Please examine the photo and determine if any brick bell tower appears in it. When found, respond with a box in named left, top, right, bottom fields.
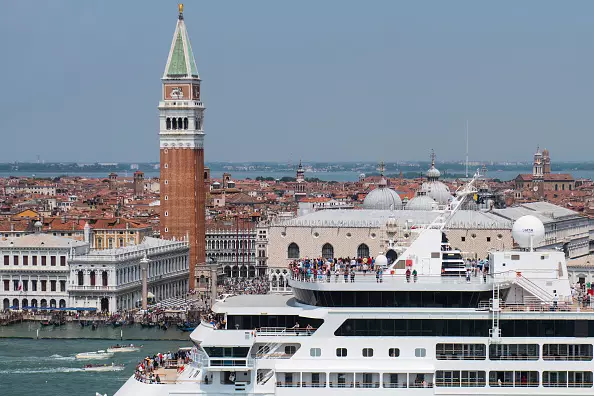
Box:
left=159, top=4, right=205, bottom=289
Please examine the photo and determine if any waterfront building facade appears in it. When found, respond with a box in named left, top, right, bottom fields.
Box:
left=68, top=237, right=189, bottom=312
left=0, top=234, right=88, bottom=311
left=159, top=5, right=206, bottom=289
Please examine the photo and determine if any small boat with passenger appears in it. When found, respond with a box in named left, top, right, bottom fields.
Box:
left=107, top=344, right=141, bottom=353
left=76, top=350, right=114, bottom=360
left=83, top=363, right=125, bottom=372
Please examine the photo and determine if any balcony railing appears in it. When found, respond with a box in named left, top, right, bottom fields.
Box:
left=69, top=285, right=116, bottom=291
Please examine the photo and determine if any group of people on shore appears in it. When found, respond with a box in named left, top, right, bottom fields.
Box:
left=220, top=276, right=270, bottom=295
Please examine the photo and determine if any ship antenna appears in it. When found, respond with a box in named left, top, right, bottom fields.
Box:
left=465, top=120, right=469, bottom=178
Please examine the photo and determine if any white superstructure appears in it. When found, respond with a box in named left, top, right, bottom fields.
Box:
left=114, top=207, right=594, bottom=395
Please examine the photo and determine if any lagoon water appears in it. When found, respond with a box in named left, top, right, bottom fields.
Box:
left=0, top=323, right=191, bottom=396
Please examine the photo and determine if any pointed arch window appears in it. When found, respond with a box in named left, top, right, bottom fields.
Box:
left=172, top=118, right=177, bottom=130
left=357, top=243, right=370, bottom=258
left=288, top=243, right=300, bottom=259
left=322, top=243, right=334, bottom=260
left=166, top=118, right=172, bottom=130
left=183, top=117, right=189, bottom=130
left=178, top=118, right=183, bottom=130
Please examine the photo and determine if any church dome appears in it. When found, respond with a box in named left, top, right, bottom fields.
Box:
left=405, top=194, right=437, bottom=211
left=426, top=166, right=441, bottom=179
left=363, top=187, right=402, bottom=210
left=419, top=181, right=453, bottom=206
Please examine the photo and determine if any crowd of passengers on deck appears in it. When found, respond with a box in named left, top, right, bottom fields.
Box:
left=134, top=349, right=192, bottom=384
left=290, top=257, right=388, bottom=283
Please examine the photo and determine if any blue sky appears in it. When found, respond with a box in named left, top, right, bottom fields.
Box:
left=1, top=1, right=593, bottom=163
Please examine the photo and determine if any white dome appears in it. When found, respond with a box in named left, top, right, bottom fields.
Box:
left=363, top=187, right=402, bottom=210
left=512, top=215, right=545, bottom=248
left=419, top=181, right=452, bottom=205
left=406, top=194, right=437, bottom=211
left=426, top=166, right=441, bottom=179
left=375, top=254, right=388, bottom=267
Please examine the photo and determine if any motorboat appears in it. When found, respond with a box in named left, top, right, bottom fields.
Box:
left=83, top=363, right=125, bottom=372
left=76, top=350, right=114, bottom=360
left=107, top=344, right=141, bottom=353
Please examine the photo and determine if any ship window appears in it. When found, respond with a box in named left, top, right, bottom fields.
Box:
left=285, top=346, right=296, bottom=355
left=543, top=344, right=593, bottom=361
left=415, top=348, right=426, bottom=357
left=310, top=348, right=321, bottom=357
left=388, top=348, right=400, bottom=357
left=461, top=371, right=486, bottom=387
left=511, top=254, right=520, bottom=260
left=568, top=371, right=593, bottom=388
left=436, top=343, right=486, bottom=360
left=486, top=237, right=491, bottom=242
left=461, top=236, right=466, bottom=242
left=362, top=348, right=373, bottom=357
left=436, top=370, right=461, bottom=387
left=336, top=348, right=347, bottom=357
left=489, top=344, right=539, bottom=360
left=543, top=371, right=567, bottom=387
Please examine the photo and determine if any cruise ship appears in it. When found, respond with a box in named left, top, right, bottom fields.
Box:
left=114, top=176, right=594, bottom=395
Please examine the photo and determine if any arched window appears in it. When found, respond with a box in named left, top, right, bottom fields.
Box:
left=555, top=184, right=558, bottom=191
left=166, top=118, right=171, bottom=130
left=102, top=271, right=108, bottom=287
left=49, top=299, right=56, bottom=308
left=90, top=271, right=96, bottom=286
left=287, top=243, right=300, bottom=259
left=172, top=118, right=177, bottom=130
left=59, top=299, right=66, bottom=308
left=178, top=117, right=183, bottom=129
left=322, top=243, right=334, bottom=260
left=357, top=243, right=370, bottom=258
left=240, top=266, right=248, bottom=278
left=12, top=298, right=19, bottom=310
left=183, top=117, right=188, bottom=129
left=77, top=270, right=84, bottom=286
left=40, top=299, right=47, bottom=308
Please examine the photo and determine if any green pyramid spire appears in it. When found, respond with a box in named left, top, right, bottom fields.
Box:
left=163, top=8, right=200, bottom=79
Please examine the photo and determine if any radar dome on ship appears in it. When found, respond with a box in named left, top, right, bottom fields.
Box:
left=375, top=254, right=388, bottom=267
left=512, top=215, right=545, bottom=249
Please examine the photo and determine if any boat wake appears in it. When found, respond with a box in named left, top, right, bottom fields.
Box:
left=50, top=354, right=76, bottom=361
left=0, top=367, right=84, bottom=374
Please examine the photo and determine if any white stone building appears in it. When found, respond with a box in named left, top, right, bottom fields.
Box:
left=0, top=234, right=88, bottom=311
left=69, top=237, right=189, bottom=312
left=205, top=224, right=261, bottom=280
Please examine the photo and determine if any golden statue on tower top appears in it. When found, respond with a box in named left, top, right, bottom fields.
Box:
left=179, top=3, right=184, bottom=13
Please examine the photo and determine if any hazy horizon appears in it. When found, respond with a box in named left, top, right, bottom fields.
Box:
left=2, top=1, right=593, bottom=163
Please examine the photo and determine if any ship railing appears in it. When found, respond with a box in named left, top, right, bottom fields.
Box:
left=477, top=300, right=589, bottom=313
left=290, top=273, right=495, bottom=285
left=407, top=382, right=434, bottom=388
left=542, top=355, right=593, bottom=361
left=436, top=354, right=486, bottom=360
left=256, top=327, right=315, bottom=336
left=276, top=382, right=301, bottom=388
left=383, top=382, right=408, bottom=388
left=328, top=382, right=355, bottom=388
left=488, top=381, right=538, bottom=387
left=301, top=382, right=326, bottom=388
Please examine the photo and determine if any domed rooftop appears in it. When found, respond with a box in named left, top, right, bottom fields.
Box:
left=363, top=187, right=402, bottom=210
left=426, top=166, right=441, bottom=179
left=405, top=194, right=437, bottom=211
left=417, top=149, right=453, bottom=205
left=419, top=181, right=452, bottom=206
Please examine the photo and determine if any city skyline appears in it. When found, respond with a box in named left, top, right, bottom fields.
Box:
left=2, top=1, right=594, bottom=162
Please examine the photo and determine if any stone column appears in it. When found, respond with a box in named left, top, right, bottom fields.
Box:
left=208, top=261, right=218, bottom=308
left=140, top=254, right=150, bottom=310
